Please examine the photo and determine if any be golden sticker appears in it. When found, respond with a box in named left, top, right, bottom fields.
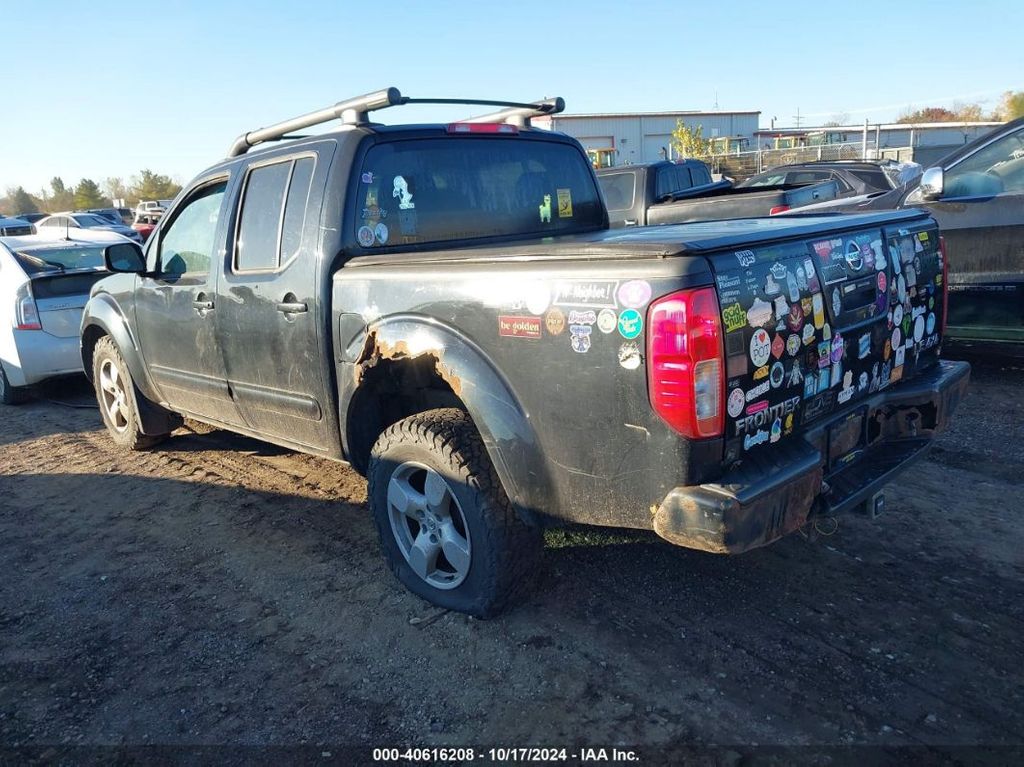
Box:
left=498, top=315, right=542, bottom=339
left=557, top=188, right=573, bottom=218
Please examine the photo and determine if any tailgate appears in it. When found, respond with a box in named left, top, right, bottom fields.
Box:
left=713, top=221, right=944, bottom=463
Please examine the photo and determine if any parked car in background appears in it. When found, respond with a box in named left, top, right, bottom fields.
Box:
left=87, top=207, right=133, bottom=226
left=782, top=117, right=1024, bottom=348
left=738, top=159, right=922, bottom=197
left=15, top=213, right=49, bottom=225
left=0, top=233, right=113, bottom=403
left=132, top=214, right=159, bottom=242
left=597, top=160, right=839, bottom=227
left=134, top=200, right=175, bottom=219
left=35, top=212, right=143, bottom=244
left=0, top=215, right=34, bottom=237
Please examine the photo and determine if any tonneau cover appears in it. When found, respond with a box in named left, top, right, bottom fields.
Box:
left=344, top=210, right=933, bottom=266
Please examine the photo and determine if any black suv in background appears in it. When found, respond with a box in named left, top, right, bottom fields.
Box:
left=739, top=160, right=914, bottom=196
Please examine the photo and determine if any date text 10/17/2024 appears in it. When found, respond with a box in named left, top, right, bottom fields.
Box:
left=372, top=746, right=640, bottom=762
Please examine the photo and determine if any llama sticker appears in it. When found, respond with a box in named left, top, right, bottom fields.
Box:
left=539, top=194, right=552, bottom=223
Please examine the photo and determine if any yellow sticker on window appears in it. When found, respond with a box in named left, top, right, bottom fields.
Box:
left=557, top=188, right=573, bottom=218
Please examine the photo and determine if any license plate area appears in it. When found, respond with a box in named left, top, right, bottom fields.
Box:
left=827, top=406, right=868, bottom=473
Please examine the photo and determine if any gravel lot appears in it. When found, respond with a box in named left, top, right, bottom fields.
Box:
left=1, top=352, right=1022, bottom=755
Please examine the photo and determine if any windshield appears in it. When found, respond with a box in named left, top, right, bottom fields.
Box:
left=353, top=137, right=604, bottom=249
left=73, top=214, right=114, bottom=227
left=15, top=244, right=106, bottom=273
left=739, top=172, right=787, bottom=188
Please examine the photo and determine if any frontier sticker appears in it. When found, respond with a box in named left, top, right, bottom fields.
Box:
left=498, top=315, right=542, bottom=339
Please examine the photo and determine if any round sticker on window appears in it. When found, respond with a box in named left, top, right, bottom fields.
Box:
left=374, top=222, right=389, bottom=245
left=750, top=328, right=771, bottom=367
left=357, top=226, right=375, bottom=247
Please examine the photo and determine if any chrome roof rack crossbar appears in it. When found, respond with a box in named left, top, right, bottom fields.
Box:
left=227, top=87, right=405, bottom=157
left=460, top=97, right=565, bottom=127
left=226, top=90, right=566, bottom=157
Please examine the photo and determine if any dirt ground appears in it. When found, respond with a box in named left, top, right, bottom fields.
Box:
left=1, top=352, right=1023, bottom=755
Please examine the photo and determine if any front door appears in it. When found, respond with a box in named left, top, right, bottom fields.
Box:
left=216, top=150, right=334, bottom=451
left=914, top=123, right=1024, bottom=342
left=134, top=177, right=243, bottom=424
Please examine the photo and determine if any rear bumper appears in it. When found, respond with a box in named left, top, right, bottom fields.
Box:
left=6, top=330, right=83, bottom=386
left=652, top=360, right=971, bottom=554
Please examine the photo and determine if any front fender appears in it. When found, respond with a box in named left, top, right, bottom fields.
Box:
left=80, top=290, right=159, bottom=404
left=339, top=316, right=555, bottom=524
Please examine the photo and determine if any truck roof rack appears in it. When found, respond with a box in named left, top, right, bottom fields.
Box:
left=226, top=88, right=565, bottom=157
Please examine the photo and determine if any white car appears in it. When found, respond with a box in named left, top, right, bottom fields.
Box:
left=0, top=233, right=116, bottom=403
left=35, top=212, right=144, bottom=244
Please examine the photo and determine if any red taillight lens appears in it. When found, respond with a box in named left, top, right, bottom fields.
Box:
left=647, top=287, right=725, bottom=439
left=14, top=283, right=41, bottom=331
left=939, top=235, right=949, bottom=336
left=769, top=204, right=790, bottom=215
left=446, top=122, right=519, bottom=135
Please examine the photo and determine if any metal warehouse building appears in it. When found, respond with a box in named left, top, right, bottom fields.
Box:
left=534, top=110, right=761, bottom=168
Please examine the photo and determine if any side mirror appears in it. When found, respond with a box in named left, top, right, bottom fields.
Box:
left=104, top=242, right=146, bottom=273
left=919, top=167, right=944, bottom=201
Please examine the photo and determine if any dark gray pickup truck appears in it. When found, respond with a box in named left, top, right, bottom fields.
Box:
left=597, top=160, right=839, bottom=228
left=80, top=89, right=969, bottom=617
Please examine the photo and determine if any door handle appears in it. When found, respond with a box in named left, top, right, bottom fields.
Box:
left=193, top=293, right=214, bottom=312
left=277, top=301, right=308, bottom=314
left=624, top=219, right=638, bottom=226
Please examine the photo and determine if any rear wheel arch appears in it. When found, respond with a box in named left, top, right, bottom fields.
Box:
left=342, top=321, right=554, bottom=527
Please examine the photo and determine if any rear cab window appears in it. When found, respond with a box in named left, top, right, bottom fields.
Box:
left=351, top=136, right=604, bottom=250
left=597, top=171, right=636, bottom=211
left=234, top=155, right=316, bottom=272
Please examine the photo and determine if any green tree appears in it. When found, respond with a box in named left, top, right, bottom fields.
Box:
left=129, top=169, right=182, bottom=204
left=74, top=178, right=108, bottom=209
left=995, top=90, right=1024, bottom=121
left=670, top=120, right=712, bottom=160
left=7, top=187, right=39, bottom=215
left=50, top=177, right=75, bottom=211
left=103, top=176, right=130, bottom=205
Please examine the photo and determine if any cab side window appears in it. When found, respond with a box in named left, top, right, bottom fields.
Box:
left=945, top=126, right=1024, bottom=197
left=234, top=156, right=316, bottom=273
left=159, top=180, right=228, bottom=277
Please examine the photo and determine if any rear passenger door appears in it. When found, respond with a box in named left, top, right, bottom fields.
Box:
left=217, top=149, right=333, bottom=451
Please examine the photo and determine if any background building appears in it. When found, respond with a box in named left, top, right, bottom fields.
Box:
left=533, top=110, right=761, bottom=168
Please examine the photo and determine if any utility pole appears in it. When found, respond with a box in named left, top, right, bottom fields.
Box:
left=792, top=108, right=803, bottom=129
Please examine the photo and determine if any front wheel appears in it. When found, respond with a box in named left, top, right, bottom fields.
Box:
left=92, top=336, right=167, bottom=451
left=367, top=408, right=542, bottom=618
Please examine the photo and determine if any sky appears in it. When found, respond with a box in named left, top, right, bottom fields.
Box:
left=2, top=0, right=1022, bottom=196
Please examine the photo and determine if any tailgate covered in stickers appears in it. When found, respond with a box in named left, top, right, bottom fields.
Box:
left=715, top=220, right=944, bottom=463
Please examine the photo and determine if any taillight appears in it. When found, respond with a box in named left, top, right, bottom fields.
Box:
left=647, top=287, right=725, bottom=439
left=939, top=235, right=949, bottom=336
left=14, top=283, right=41, bottom=331
left=769, top=204, right=790, bottom=215
left=446, top=123, right=519, bottom=135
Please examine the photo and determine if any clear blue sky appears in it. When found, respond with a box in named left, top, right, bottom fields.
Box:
left=2, top=0, right=1021, bottom=196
